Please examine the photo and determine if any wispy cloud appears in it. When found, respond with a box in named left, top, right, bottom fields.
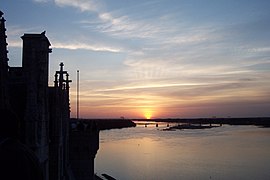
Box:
left=96, top=82, right=215, bottom=92
left=52, top=41, right=122, bottom=52
left=50, top=0, right=181, bottom=40
left=8, top=35, right=121, bottom=53
left=32, top=0, right=102, bottom=14
left=54, top=0, right=101, bottom=12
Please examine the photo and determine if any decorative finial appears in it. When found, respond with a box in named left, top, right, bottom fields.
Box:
left=41, top=31, right=46, bottom=35
left=0, top=11, right=3, bottom=17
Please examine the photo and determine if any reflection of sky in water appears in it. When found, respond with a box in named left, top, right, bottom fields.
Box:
left=96, top=124, right=270, bottom=180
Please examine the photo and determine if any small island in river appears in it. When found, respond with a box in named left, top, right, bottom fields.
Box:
left=162, top=123, right=220, bottom=131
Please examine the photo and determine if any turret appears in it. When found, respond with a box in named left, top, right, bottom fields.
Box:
left=49, top=62, right=72, bottom=180
left=21, top=31, right=52, bottom=180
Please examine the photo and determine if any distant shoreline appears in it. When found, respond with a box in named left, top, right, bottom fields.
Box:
left=133, top=117, right=270, bottom=128
left=71, top=117, right=270, bottom=130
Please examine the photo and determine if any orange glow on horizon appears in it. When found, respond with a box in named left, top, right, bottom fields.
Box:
left=144, top=109, right=153, bottom=119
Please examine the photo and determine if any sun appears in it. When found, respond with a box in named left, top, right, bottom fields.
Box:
left=144, top=109, right=153, bottom=119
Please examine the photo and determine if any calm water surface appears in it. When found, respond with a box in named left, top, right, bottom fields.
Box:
left=95, top=122, right=270, bottom=180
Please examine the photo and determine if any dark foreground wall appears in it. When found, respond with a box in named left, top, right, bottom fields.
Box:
left=69, top=130, right=99, bottom=180
left=70, top=119, right=136, bottom=130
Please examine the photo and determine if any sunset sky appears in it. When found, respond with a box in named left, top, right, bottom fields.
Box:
left=2, top=0, right=270, bottom=118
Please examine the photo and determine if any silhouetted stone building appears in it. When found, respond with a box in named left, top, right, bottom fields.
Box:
left=0, top=11, right=9, bottom=109
left=0, top=11, right=99, bottom=180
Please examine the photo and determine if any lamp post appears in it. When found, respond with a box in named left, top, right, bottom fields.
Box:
left=77, top=70, right=79, bottom=120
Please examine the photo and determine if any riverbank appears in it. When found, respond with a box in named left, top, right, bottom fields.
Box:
left=163, top=123, right=220, bottom=131
left=134, top=117, right=270, bottom=127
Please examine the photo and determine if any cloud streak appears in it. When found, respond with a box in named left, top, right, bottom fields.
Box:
left=52, top=41, right=122, bottom=52
left=54, top=0, right=101, bottom=12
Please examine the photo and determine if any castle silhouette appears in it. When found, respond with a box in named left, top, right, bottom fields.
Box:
left=0, top=11, right=99, bottom=180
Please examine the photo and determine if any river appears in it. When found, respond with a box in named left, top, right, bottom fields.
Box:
left=95, top=121, right=270, bottom=180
